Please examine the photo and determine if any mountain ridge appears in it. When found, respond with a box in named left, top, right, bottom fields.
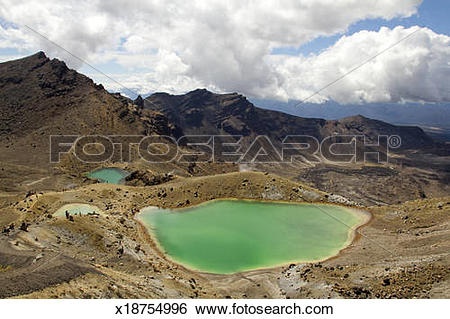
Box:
left=0, top=52, right=438, bottom=168
left=0, top=52, right=175, bottom=167
left=142, top=88, right=434, bottom=150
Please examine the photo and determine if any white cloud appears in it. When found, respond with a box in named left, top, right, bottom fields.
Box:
left=1, top=0, right=448, bottom=104
left=273, top=26, right=450, bottom=103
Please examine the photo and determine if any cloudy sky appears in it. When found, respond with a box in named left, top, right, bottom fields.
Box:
left=0, top=0, right=449, bottom=104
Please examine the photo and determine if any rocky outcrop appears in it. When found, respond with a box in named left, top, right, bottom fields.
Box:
left=125, top=170, right=174, bottom=187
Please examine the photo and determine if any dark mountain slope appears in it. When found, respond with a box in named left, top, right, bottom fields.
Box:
left=146, top=89, right=327, bottom=140
left=0, top=52, right=437, bottom=169
left=324, top=115, right=433, bottom=148
left=0, top=52, right=176, bottom=168
left=144, top=89, right=434, bottom=150
left=0, top=52, right=172, bottom=138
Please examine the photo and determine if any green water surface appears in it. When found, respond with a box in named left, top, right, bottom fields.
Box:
left=54, top=203, right=101, bottom=216
left=86, top=168, right=129, bottom=184
left=138, top=200, right=367, bottom=274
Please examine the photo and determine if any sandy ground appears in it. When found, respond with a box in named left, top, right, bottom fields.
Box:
left=0, top=171, right=448, bottom=299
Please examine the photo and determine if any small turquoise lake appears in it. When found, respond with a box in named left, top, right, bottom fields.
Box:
left=54, top=203, right=102, bottom=216
left=86, top=168, right=129, bottom=184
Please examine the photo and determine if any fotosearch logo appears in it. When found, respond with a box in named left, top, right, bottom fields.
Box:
left=49, top=134, right=401, bottom=164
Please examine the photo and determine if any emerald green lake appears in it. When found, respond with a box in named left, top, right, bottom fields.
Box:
left=86, top=168, right=129, bottom=184
left=138, top=200, right=368, bottom=274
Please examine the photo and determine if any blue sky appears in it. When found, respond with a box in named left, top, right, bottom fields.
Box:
left=272, top=0, right=449, bottom=56
left=0, top=1, right=448, bottom=104
left=81, top=1, right=450, bottom=77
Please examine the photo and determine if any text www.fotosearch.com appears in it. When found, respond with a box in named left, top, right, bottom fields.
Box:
left=114, top=302, right=334, bottom=316
left=196, top=302, right=333, bottom=315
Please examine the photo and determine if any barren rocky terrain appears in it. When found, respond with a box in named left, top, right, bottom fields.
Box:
left=0, top=53, right=448, bottom=299
left=0, top=171, right=448, bottom=298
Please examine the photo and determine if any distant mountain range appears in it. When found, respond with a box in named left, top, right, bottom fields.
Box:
left=251, top=99, right=450, bottom=141
left=142, top=89, right=434, bottom=155
left=0, top=52, right=441, bottom=168
left=121, top=89, right=450, bottom=142
left=0, top=52, right=448, bottom=205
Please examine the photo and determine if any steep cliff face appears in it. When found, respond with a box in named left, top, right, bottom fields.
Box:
left=323, top=115, right=433, bottom=148
left=144, top=89, right=434, bottom=150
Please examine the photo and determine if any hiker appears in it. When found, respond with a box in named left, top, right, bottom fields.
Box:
left=65, top=210, right=69, bottom=219
left=118, top=241, right=124, bottom=256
